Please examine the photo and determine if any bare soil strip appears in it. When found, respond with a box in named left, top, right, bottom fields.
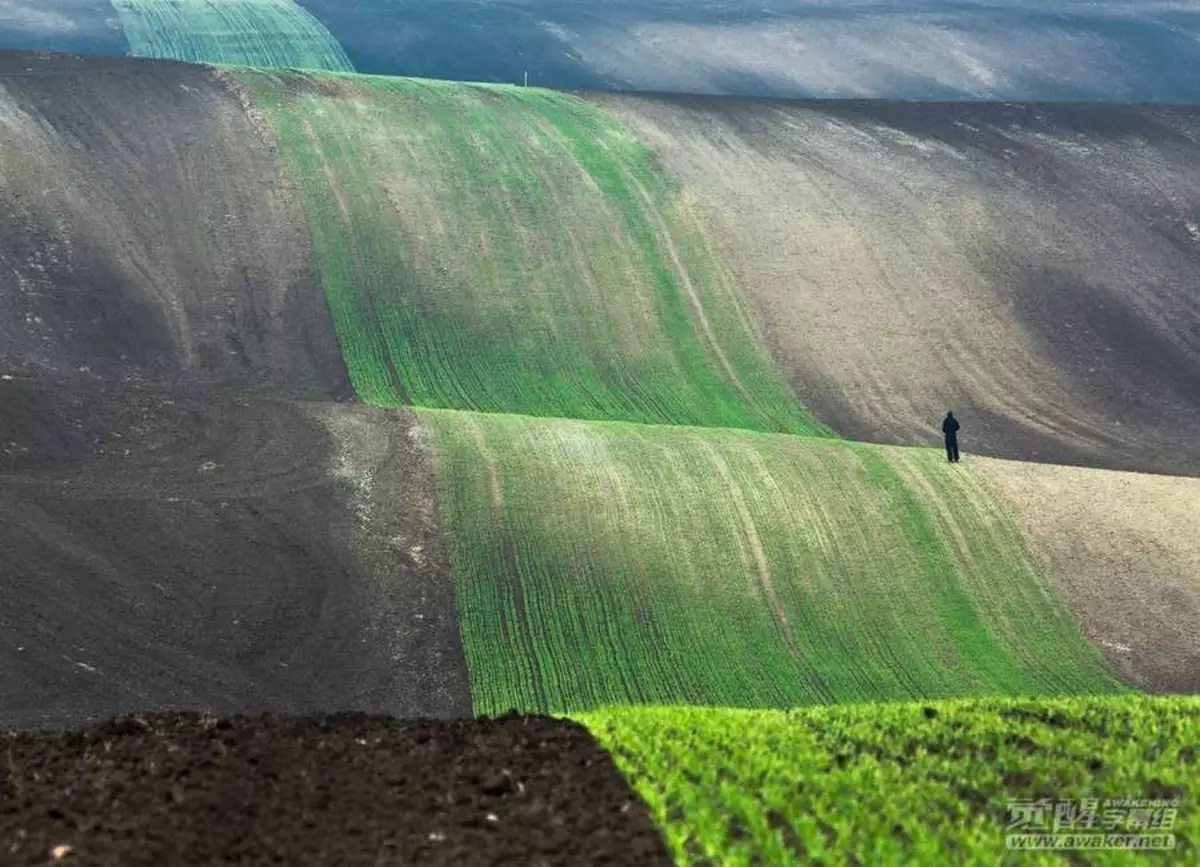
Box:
left=0, top=712, right=670, bottom=866
left=0, top=51, right=345, bottom=396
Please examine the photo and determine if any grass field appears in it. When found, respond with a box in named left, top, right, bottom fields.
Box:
left=239, top=70, right=823, bottom=434
left=580, top=696, right=1198, bottom=865
left=111, top=0, right=353, bottom=70
left=420, top=409, right=1123, bottom=716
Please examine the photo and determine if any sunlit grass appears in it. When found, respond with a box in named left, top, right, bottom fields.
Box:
left=580, top=696, right=1198, bottom=865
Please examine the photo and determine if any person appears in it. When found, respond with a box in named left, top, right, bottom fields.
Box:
left=942, top=411, right=961, bottom=463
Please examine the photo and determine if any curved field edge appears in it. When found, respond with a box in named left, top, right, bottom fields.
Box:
left=111, top=0, right=353, bottom=71
left=418, top=408, right=1123, bottom=716
left=577, top=696, right=1200, bottom=866
left=235, top=68, right=825, bottom=434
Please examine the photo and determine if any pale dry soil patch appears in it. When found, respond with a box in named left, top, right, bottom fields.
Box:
left=975, top=455, right=1200, bottom=693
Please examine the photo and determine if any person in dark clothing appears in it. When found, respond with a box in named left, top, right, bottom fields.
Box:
left=942, top=411, right=961, bottom=462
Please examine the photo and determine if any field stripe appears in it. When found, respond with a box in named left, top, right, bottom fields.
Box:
left=420, top=409, right=1124, bottom=715
left=237, top=70, right=826, bottom=434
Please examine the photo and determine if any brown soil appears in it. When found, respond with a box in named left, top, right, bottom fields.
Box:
left=594, top=94, right=1200, bottom=477
left=0, top=712, right=671, bottom=866
left=975, top=455, right=1200, bottom=694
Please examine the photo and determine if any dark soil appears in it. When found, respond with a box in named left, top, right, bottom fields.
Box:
left=0, top=379, right=471, bottom=729
left=0, top=712, right=672, bottom=866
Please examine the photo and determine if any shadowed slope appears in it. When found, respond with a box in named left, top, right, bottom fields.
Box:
left=0, top=52, right=346, bottom=396
left=421, top=409, right=1122, bottom=716
left=597, top=95, right=1200, bottom=476
left=0, top=54, right=470, bottom=729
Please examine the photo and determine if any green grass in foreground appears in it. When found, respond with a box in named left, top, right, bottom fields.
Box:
left=240, top=70, right=823, bottom=434
left=111, top=0, right=352, bottom=70
left=580, top=696, right=1199, bottom=865
left=421, top=409, right=1123, bottom=715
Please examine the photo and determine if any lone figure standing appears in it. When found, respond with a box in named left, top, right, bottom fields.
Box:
left=942, top=411, right=961, bottom=463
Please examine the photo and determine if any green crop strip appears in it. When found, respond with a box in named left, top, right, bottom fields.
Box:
left=112, top=1, right=352, bottom=70
left=420, top=409, right=1122, bottom=716
left=580, top=696, right=1199, bottom=865
left=238, top=69, right=824, bottom=434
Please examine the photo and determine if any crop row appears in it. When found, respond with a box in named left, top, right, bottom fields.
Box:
left=579, top=695, right=1199, bottom=865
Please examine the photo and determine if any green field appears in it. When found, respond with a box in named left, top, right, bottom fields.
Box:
left=580, top=696, right=1197, bottom=865
left=420, top=409, right=1123, bottom=716
left=112, top=0, right=353, bottom=70
left=240, top=71, right=823, bottom=434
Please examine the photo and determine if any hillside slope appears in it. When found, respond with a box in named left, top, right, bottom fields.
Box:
left=599, top=94, right=1200, bottom=475
left=0, top=379, right=472, bottom=728
left=420, top=409, right=1123, bottom=715
left=111, top=0, right=352, bottom=71
left=4, top=55, right=1198, bottom=473
left=975, top=456, right=1200, bottom=694
left=2, top=54, right=1197, bottom=729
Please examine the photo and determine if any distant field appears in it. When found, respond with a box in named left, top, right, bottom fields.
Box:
left=580, top=695, right=1198, bottom=865
left=111, top=0, right=352, bottom=70
left=420, top=409, right=1122, bottom=716
left=240, top=71, right=823, bottom=434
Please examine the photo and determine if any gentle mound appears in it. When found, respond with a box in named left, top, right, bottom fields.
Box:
left=240, top=70, right=825, bottom=434
left=421, top=409, right=1122, bottom=715
left=581, top=695, right=1199, bottom=865
left=1, top=712, right=671, bottom=865
left=111, top=0, right=352, bottom=70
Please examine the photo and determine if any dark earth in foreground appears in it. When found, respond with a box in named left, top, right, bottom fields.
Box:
left=0, top=712, right=671, bottom=866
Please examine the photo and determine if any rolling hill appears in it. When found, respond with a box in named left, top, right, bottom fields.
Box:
left=3, top=52, right=1198, bottom=721
left=597, top=93, right=1200, bottom=475
left=1, top=50, right=1197, bottom=862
